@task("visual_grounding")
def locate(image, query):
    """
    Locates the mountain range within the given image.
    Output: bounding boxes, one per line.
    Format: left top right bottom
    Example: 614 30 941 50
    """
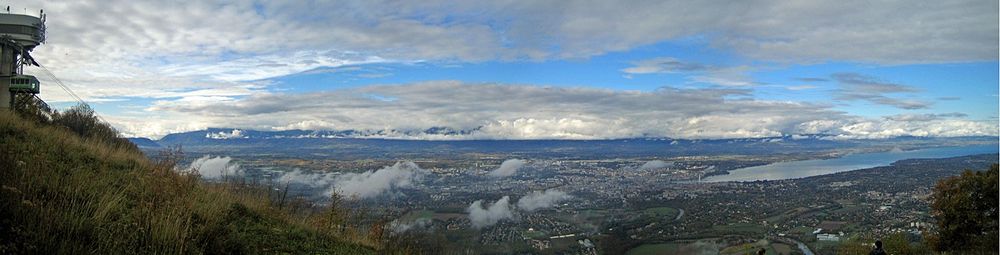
128 128 998 160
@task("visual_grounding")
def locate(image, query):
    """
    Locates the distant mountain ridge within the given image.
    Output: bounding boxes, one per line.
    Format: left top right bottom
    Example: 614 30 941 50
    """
136 127 1000 144
134 127 850 147
127 128 998 160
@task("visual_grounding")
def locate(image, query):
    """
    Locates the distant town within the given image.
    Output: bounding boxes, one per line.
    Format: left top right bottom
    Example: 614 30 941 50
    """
173 140 996 254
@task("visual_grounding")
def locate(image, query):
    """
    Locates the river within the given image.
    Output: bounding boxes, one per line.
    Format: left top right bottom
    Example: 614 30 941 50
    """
702 144 998 182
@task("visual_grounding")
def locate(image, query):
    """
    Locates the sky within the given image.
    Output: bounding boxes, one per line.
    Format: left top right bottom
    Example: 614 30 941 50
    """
18 1 1000 139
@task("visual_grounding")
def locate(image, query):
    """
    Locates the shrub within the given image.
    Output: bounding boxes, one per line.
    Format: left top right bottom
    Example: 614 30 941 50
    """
926 164 999 252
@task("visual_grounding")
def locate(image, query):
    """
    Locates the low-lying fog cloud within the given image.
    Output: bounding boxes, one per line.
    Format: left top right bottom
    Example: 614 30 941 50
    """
467 196 514 228
330 161 427 199
487 159 526 177
465 189 574 228
517 189 572 212
186 156 241 179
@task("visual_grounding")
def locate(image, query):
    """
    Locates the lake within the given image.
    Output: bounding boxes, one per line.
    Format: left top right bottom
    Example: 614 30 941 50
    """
702 144 999 182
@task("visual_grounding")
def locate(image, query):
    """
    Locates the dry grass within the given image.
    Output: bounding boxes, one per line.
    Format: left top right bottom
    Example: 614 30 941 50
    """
0 110 379 254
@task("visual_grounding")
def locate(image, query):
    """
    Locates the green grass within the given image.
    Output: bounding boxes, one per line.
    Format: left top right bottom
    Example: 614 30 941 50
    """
399 209 434 222
0 111 377 254
626 243 682 255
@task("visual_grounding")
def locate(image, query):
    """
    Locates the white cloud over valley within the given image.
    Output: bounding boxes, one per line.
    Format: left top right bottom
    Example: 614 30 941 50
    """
488 159 527 177
141 81 997 139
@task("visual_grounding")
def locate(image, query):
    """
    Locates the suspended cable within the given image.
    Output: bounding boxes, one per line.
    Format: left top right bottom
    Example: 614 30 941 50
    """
33 63 110 124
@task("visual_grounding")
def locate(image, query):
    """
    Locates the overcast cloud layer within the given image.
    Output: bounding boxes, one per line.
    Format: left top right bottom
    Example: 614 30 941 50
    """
29 0 998 100
19 1 999 139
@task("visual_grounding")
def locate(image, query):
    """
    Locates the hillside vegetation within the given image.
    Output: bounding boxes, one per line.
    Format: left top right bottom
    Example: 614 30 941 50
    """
0 106 377 254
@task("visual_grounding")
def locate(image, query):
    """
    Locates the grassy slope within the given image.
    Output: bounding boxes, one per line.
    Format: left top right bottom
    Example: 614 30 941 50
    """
0 111 375 254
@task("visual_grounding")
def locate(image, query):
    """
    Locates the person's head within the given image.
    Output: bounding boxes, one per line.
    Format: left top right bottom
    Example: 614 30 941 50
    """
757 248 766 255
875 240 883 248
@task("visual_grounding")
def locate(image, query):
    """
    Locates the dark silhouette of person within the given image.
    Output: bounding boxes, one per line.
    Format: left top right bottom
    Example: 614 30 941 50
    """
757 247 766 255
870 240 887 255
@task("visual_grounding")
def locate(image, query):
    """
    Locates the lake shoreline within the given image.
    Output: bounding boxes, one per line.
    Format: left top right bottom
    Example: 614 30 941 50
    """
702 144 999 182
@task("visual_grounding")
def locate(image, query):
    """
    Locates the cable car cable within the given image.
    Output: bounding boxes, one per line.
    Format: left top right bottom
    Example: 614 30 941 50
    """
32 63 110 124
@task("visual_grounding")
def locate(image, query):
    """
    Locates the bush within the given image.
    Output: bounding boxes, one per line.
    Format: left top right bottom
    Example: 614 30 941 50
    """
50 104 139 152
926 164 999 252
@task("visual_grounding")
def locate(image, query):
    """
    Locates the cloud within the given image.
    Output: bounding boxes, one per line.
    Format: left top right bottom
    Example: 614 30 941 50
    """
276 170 339 189
517 189 572 212
796 116 996 139
330 161 427 199
487 159 526 177
832 73 932 109
622 58 756 87
785 85 818 91
467 196 514 228
937 96 961 101
795 77 829 82
622 57 710 74
265 163 426 200
639 160 673 170
206 129 245 139
28 0 996 104
23 1 996 139
186 156 241 179
46 1 996 66
832 73 919 94
883 113 968 122
141 81 996 139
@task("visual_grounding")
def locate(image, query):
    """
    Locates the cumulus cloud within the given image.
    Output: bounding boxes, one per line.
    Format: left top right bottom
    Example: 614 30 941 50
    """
186 156 241 179
639 160 673 170
467 196 514 228
517 189 572 212
487 159 526 177
206 129 245 139
142 81 996 139
330 161 427 199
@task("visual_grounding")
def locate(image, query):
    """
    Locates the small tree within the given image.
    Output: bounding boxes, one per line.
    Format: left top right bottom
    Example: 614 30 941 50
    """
926 164 999 252
325 191 346 235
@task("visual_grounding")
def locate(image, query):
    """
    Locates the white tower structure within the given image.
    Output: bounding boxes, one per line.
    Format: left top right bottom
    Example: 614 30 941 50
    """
0 10 45 108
